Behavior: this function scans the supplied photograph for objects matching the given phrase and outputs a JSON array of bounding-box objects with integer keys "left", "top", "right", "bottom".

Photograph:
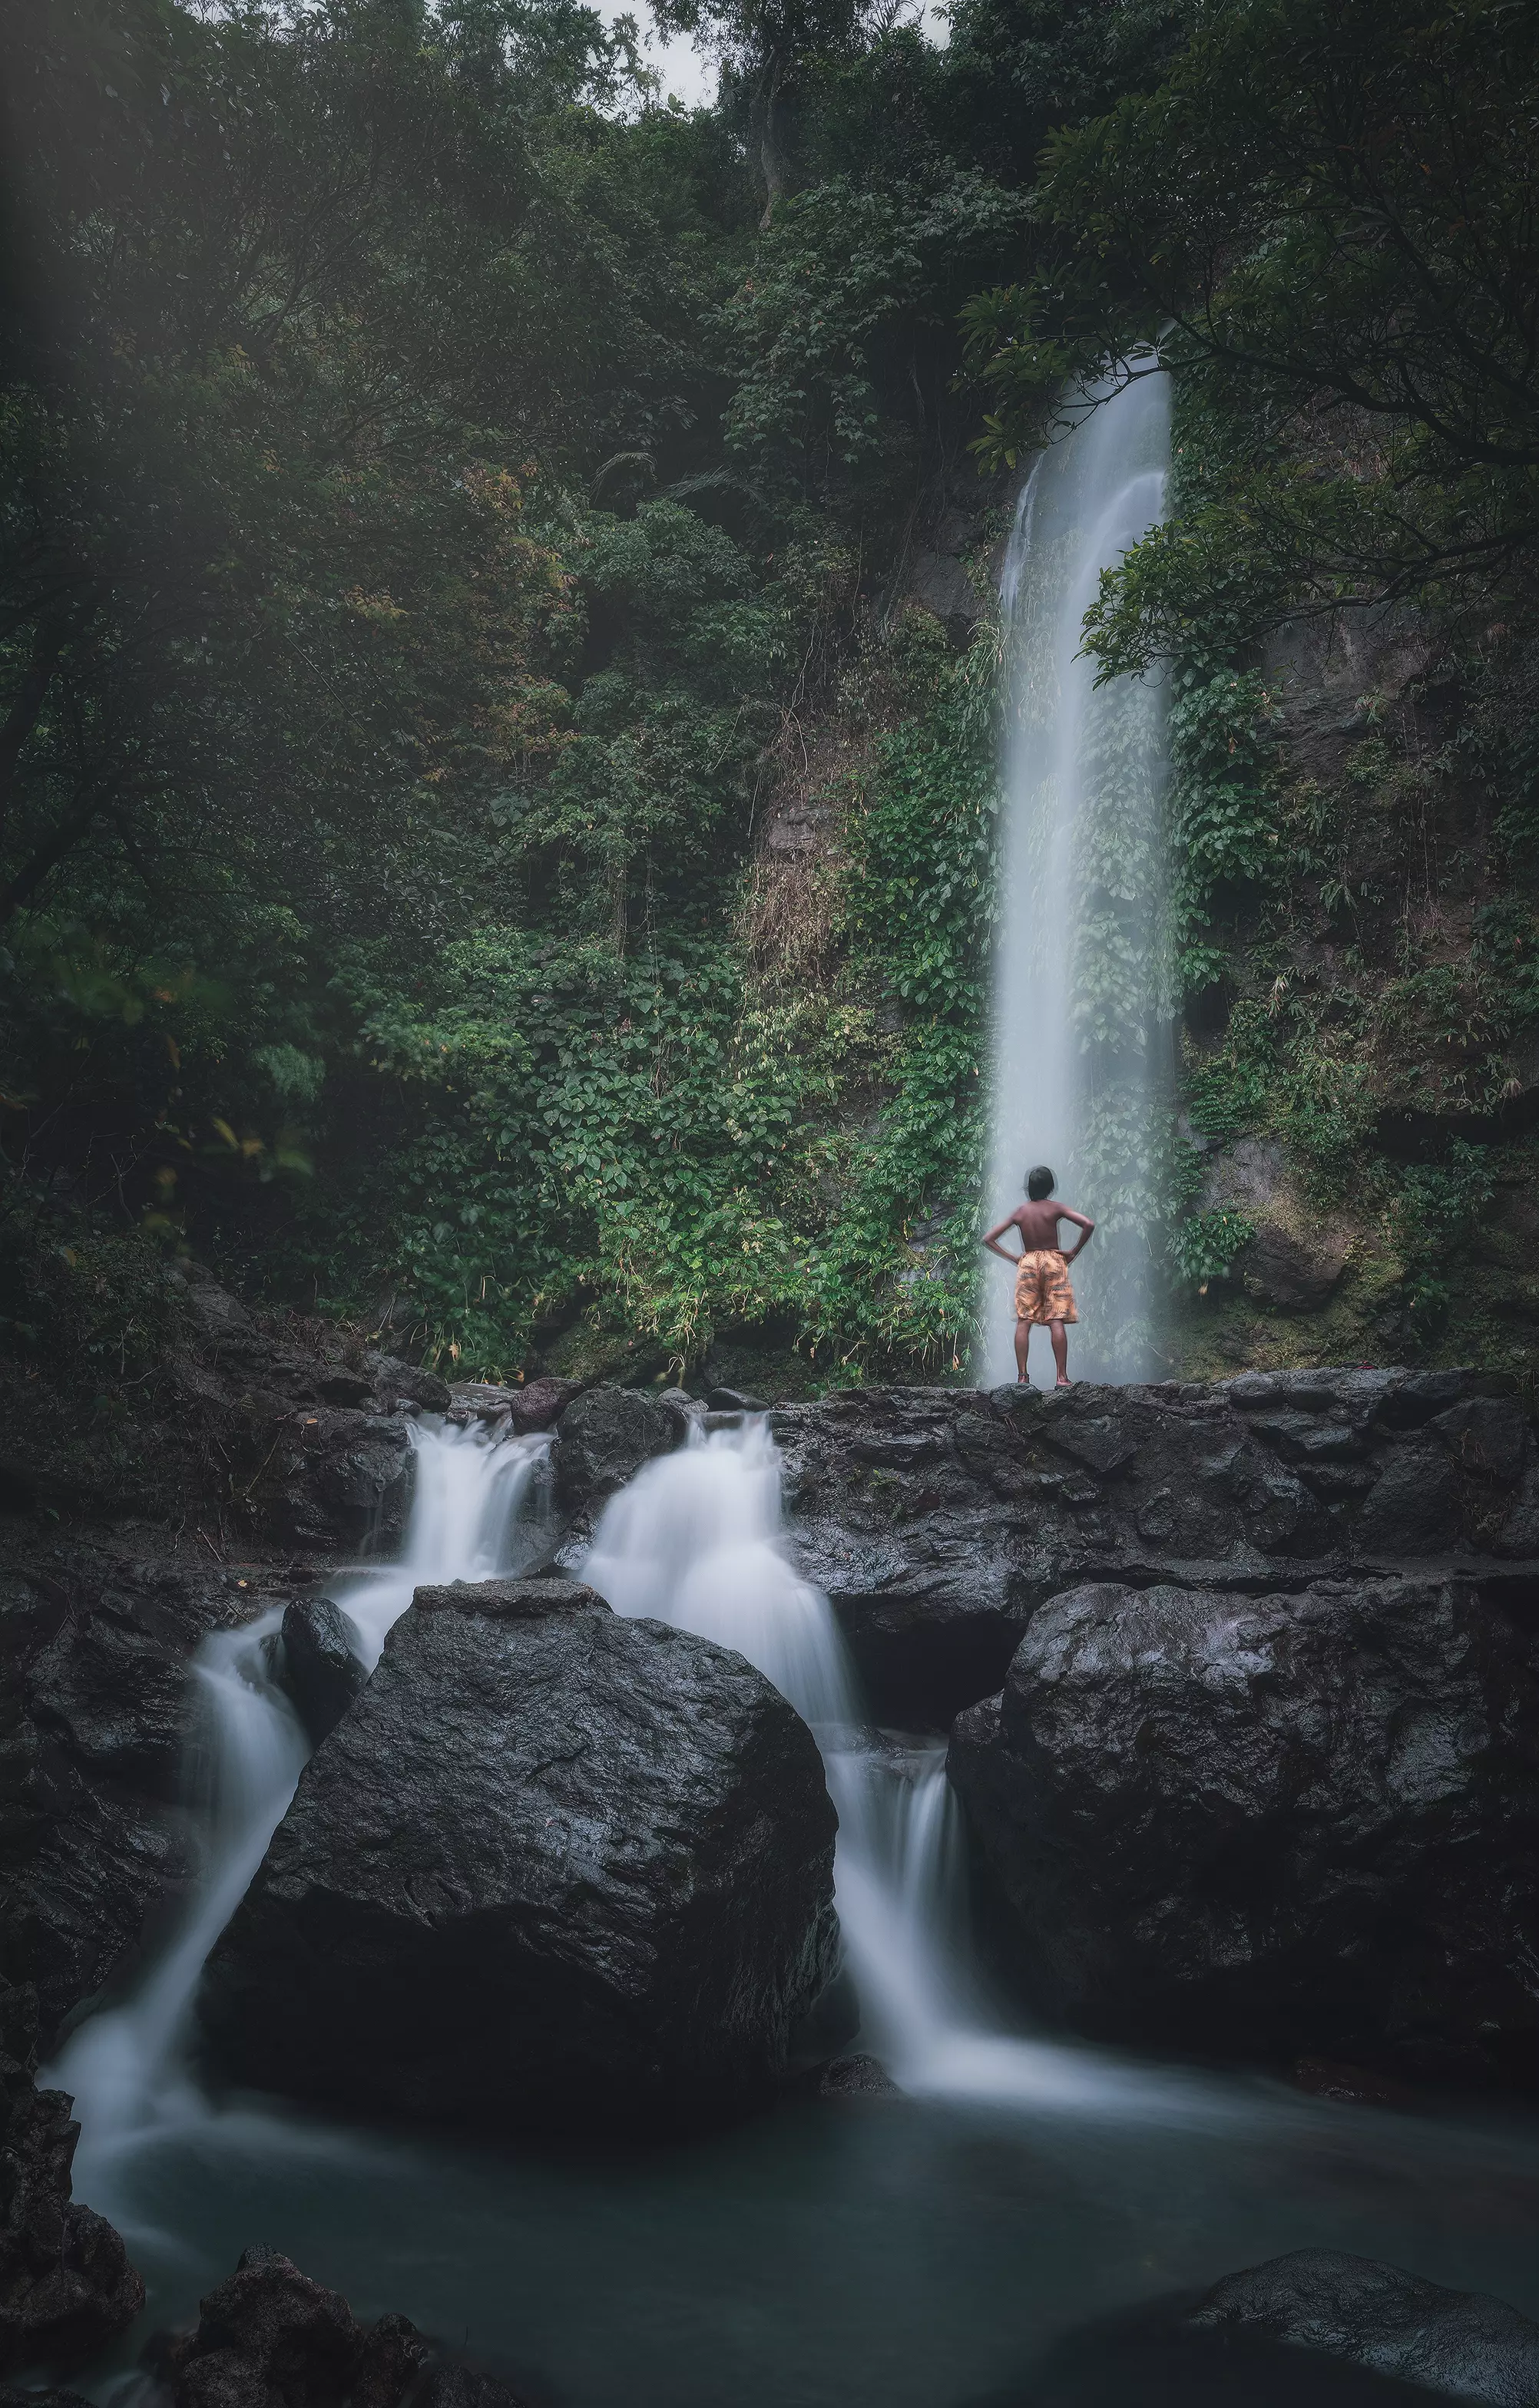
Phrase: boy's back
[{"left": 1009, "top": 1198, "right": 1072, "bottom": 1252}]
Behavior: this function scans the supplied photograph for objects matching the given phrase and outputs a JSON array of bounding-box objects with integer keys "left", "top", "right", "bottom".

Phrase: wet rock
[
  {"left": 448, "top": 1377, "right": 580, "bottom": 1437},
  {"left": 200, "top": 1579, "right": 841, "bottom": 2132},
  {"left": 0, "top": 1978, "right": 143, "bottom": 2372},
  {"left": 506, "top": 1378, "right": 581, "bottom": 1435},
  {"left": 0, "top": 1263, "right": 445, "bottom": 1544},
  {"left": 549, "top": 1387, "right": 680, "bottom": 1523},
  {"left": 0, "top": 2390, "right": 96, "bottom": 2408},
  {"left": 706, "top": 1388, "right": 769, "bottom": 1414},
  {"left": 408, "top": 1576, "right": 593, "bottom": 1621},
  {"left": 1289, "top": 2058, "right": 1417, "bottom": 2109},
  {"left": 266, "top": 1413, "right": 414, "bottom": 1556},
  {"left": 818, "top": 2052, "right": 898, "bottom": 2098},
  {"left": 276, "top": 1599, "right": 366, "bottom": 1747},
  {"left": 162, "top": 2246, "right": 430, "bottom": 2408},
  {"left": 353, "top": 2315, "right": 433, "bottom": 2408},
  {"left": 370, "top": 1358, "right": 452, "bottom": 1414},
  {"left": 948, "top": 1575, "right": 1539, "bottom": 2084},
  {"left": 419, "top": 2373, "right": 531, "bottom": 2408},
  {"left": 769, "top": 1370, "right": 1537, "bottom": 1725},
  {"left": 447, "top": 1382, "right": 517, "bottom": 1423},
  {"left": 1189, "top": 2249, "right": 1539, "bottom": 2403},
  {"left": 0, "top": 1559, "right": 250, "bottom": 2045},
  {"left": 452, "top": 1377, "right": 582, "bottom": 1425},
  {"left": 997, "top": 2288, "right": 1451, "bottom": 2406}
]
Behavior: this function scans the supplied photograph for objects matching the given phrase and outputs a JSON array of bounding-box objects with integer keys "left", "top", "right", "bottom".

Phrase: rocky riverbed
[{"left": 6, "top": 1300, "right": 1539, "bottom": 2390}]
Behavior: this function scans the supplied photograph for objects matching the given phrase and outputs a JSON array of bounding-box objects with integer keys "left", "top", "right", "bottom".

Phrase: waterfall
[
  {"left": 586, "top": 1416, "right": 1214, "bottom": 2117},
  {"left": 55, "top": 1404, "right": 1234, "bottom": 2201},
  {"left": 47, "top": 1420, "right": 548, "bottom": 2194},
  {"left": 981, "top": 369, "right": 1173, "bottom": 1388},
  {"left": 585, "top": 1417, "right": 971, "bottom": 2069}
]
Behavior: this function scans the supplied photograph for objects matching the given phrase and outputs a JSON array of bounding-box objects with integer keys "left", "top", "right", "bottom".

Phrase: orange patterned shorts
[{"left": 1014, "top": 1249, "right": 1077, "bottom": 1325}]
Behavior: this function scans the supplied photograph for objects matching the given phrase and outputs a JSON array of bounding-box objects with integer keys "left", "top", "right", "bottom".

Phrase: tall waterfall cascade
[{"left": 981, "top": 369, "right": 1174, "bottom": 1387}]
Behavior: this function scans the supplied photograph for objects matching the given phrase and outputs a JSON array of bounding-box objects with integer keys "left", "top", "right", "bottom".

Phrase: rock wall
[
  {"left": 0, "top": 1979, "right": 142, "bottom": 2373},
  {"left": 766, "top": 1368, "right": 1539, "bottom": 1722},
  {"left": 0, "top": 1268, "right": 449, "bottom": 1547}
]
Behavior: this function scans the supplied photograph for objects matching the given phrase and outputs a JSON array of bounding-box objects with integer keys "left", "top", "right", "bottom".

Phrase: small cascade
[
  {"left": 981, "top": 367, "right": 1174, "bottom": 1387},
  {"left": 587, "top": 1415, "right": 1179, "bottom": 2109},
  {"left": 47, "top": 1616, "right": 309, "bottom": 2190},
  {"left": 48, "top": 1418, "right": 548, "bottom": 2196},
  {"left": 584, "top": 1421, "right": 858, "bottom": 1731},
  {"left": 586, "top": 1417, "right": 971, "bottom": 2069},
  {"left": 340, "top": 1417, "right": 552, "bottom": 1668}
]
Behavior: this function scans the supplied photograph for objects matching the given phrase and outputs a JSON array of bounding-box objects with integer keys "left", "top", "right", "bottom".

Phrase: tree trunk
[
  {"left": 756, "top": 52, "right": 787, "bottom": 231},
  {"left": 0, "top": 615, "right": 72, "bottom": 852}
]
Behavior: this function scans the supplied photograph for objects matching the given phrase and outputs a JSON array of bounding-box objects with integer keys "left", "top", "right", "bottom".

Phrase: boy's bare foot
[{"left": 1056, "top": 1375, "right": 1072, "bottom": 1388}]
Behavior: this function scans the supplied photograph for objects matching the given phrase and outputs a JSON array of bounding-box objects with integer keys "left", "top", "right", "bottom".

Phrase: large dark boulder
[
  {"left": 771, "top": 1370, "right": 1539, "bottom": 1724},
  {"left": 157, "top": 2245, "right": 529, "bottom": 2408},
  {"left": 199, "top": 1577, "right": 841, "bottom": 2131},
  {"left": 0, "top": 1557, "right": 261, "bottom": 2045},
  {"left": 1189, "top": 2250, "right": 1539, "bottom": 2404},
  {"left": 262, "top": 1413, "right": 415, "bottom": 1556},
  {"left": 948, "top": 1574, "right": 1539, "bottom": 2083},
  {"left": 275, "top": 1599, "right": 366, "bottom": 1747},
  {"left": 0, "top": 1979, "right": 142, "bottom": 2372},
  {"left": 548, "top": 1386, "right": 683, "bottom": 1526},
  {"left": 544, "top": 1387, "right": 688, "bottom": 1531},
  {"left": 166, "top": 2246, "right": 372, "bottom": 2408}
]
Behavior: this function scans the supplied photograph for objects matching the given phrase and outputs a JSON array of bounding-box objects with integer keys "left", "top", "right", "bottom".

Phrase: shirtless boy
[{"left": 981, "top": 1166, "right": 1095, "bottom": 1388}]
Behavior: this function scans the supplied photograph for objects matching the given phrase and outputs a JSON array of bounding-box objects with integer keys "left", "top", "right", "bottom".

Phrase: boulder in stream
[
  {"left": 155, "top": 2244, "right": 533, "bottom": 2408},
  {"left": 275, "top": 1598, "right": 366, "bottom": 1746},
  {"left": 548, "top": 1387, "right": 683, "bottom": 1524},
  {"left": 948, "top": 1573, "right": 1539, "bottom": 2083},
  {"left": 1189, "top": 2249, "right": 1539, "bottom": 2403},
  {"left": 199, "top": 1577, "right": 841, "bottom": 2131}
]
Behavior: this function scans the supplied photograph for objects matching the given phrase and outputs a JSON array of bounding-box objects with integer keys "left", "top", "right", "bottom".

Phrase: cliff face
[{"left": 1167, "top": 602, "right": 1539, "bottom": 1382}]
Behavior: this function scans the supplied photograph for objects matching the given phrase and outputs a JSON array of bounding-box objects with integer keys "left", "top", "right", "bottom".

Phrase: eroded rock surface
[
  {"left": 766, "top": 1369, "right": 1538, "bottom": 1721},
  {"left": 0, "top": 1980, "right": 142, "bottom": 2373},
  {"left": 199, "top": 1578, "right": 840, "bottom": 2130},
  {"left": 156, "top": 2244, "right": 531, "bottom": 2408},
  {"left": 948, "top": 1573, "right": 1539, "bottom": 2082},
  {"left": 1190, "top": 2249, "right": 1539, "bottom": 2404}
]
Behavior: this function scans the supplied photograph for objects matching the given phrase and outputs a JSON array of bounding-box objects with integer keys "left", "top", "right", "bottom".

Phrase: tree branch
[
  {"left": 0, "top": 615, "right": 73, "bottom": 850},
  {"left": 0, "top": 770, "right": 130, "bottom": 926}
]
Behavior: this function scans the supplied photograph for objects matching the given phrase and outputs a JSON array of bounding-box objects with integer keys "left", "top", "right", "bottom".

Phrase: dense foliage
[
  {"left": 5, "top": 0, "right": 1539, "bottom": 1391},
  {"left": 0, "top": 0, "right": 1024, "bottom": 1383}
]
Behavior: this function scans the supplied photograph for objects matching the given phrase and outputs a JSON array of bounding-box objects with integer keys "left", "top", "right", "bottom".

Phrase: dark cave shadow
[{"left": 957, "top": 2293, "right": 1458, "bottom": 2408}]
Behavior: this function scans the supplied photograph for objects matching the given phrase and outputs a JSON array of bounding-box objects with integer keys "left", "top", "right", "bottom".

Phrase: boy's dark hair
[{"left": 1025, "top": 1165, "right": 1055, "bottom": 1201}]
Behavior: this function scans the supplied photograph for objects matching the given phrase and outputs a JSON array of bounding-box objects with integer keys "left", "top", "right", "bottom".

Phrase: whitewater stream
[{"left": 43, "top": 1412, "right": 1539, "bottom": 2407}]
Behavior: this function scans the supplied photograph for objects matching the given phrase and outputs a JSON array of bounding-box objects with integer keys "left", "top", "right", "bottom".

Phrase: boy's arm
[
  {"left": 1058, "top": 1207, "right": 1095, "bottom": 1261},
  {"left": 981, "top": 1211, "right": 1023, "bottom": 1263}
]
